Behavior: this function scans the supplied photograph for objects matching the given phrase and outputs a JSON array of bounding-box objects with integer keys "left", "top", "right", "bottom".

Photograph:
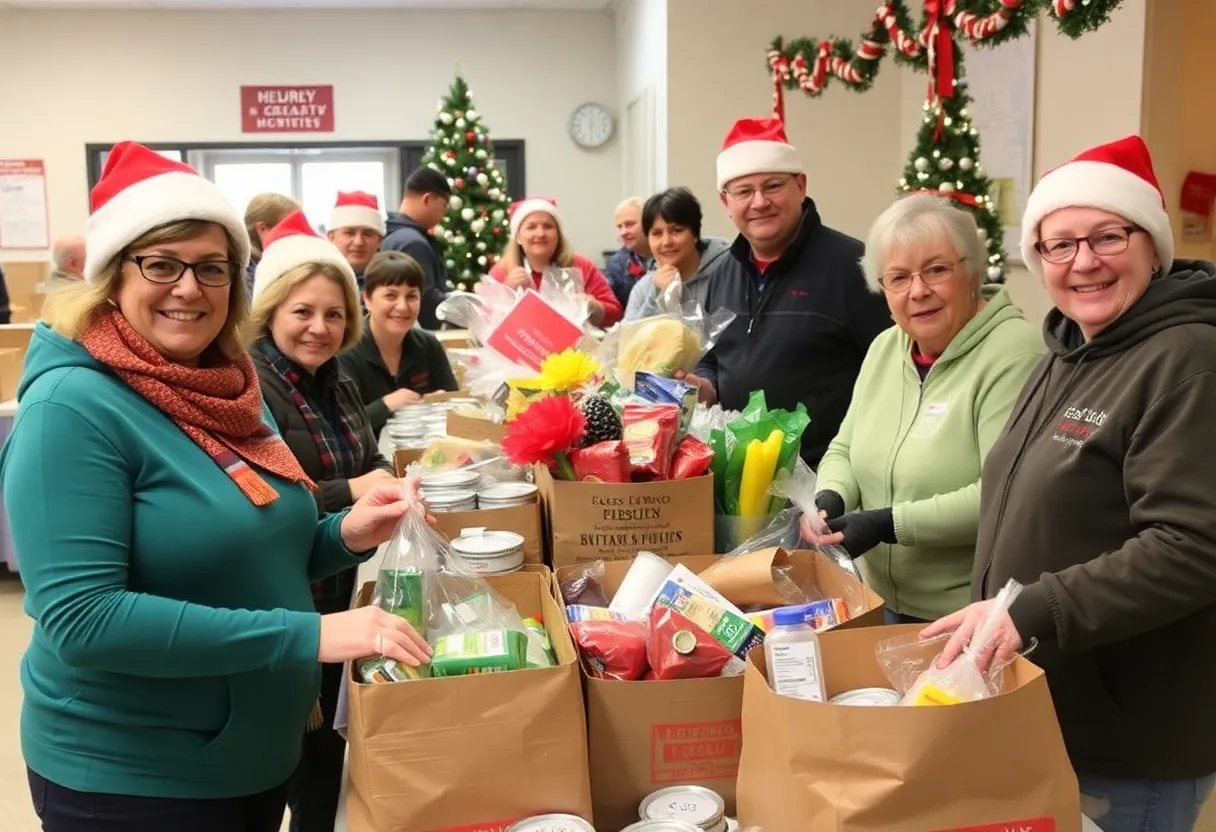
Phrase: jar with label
[{"left": 764, "top": 604, "right": 826, "bottom": 702}]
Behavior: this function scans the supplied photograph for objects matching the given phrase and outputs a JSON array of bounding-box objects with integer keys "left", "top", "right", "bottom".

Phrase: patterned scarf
[
  {"left": 256, "top": 339, "right": 364, "bottom": 480},
  {"left": 80, "top": 307, "right": 314, "bottom": 505}
]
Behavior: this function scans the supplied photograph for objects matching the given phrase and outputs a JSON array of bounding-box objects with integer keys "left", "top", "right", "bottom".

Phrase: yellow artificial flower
[{"left": 537, "top": 349, "right": 601, "bottom": 393}]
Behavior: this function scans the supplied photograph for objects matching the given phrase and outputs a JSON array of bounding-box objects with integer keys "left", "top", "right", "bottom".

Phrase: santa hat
[
  {"left": 251, "top": 210, "right": 357, "bottom": 303},
  {"left": 1021, "top": 135, "right": 1173, "bottom": 276},
  {"left": 84, "top": 141, "right": 249, "bottom": 283},
  {"left": 716, "top": 117, "right": 805, "bottom": 191},
  {"left": 509, "top": 197, "right": 560, "bottom": 240},
  {"left": 328, "top": 191, "right": 385, "bottom": 234}
]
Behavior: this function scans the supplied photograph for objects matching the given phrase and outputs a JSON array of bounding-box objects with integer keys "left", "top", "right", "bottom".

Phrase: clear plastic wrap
[
  {"left": 876, "top": 579, "right": 1024, "bottom": 706},
  {"left": 770, "top": 457, "right": 862, "bottom": 583},
  {"left": 557, "top": 560, "right": 610, "bottom": 608},
  {"left": 689, "top": 402, "right": 740, "bottom": 445}
]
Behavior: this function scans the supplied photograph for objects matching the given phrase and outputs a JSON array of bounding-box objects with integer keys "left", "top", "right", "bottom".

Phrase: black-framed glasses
[
  {"left": 125, "top": 255, "right": 235, "bottom": 287},
  {"left": 1034, "top": 226, "right": 1142, "bottom": 264},
  {"left": 879, "top": 258, "right": 965, "bottom": 293},
  {"left": 722, "top": 175, "right": 796, "bottom": 204}
]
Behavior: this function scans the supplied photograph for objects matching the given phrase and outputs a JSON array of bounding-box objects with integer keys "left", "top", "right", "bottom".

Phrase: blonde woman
[
  {"left": 487, "top": 197, "right": 623, "bottom": 326},
  {"left": 244, "top": 192, "right": 302, "bottom": 293},
  {"left": 248, "top": 210, "right": 394, "bottom": 832},
  {"left": 4, "top": 143, "right": 427, "bottom": 830}
]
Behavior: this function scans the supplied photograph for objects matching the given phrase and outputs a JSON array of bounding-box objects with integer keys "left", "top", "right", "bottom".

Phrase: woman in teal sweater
[
  {"left": 2, "top": 143, "right": 429, "bottom": 831},
  {"left": 804, "top": 194, "right": 1043, "bottom": 623}
]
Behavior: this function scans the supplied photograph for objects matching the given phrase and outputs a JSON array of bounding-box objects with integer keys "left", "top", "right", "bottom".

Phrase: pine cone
[{"left": 578, "top": 395, "right": 623, "bottom": 447}]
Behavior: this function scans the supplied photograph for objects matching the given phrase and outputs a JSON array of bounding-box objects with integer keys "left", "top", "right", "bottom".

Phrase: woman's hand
[
  {"left": 919, "top": 600, "right": 1024, "bottom": 672},
  {"left": 652, "top": 264, "right": 681, "bottom": 292},
  {"left": 318, "top": 605, "right": 431, "bottom": 666},
  {"left": 340, "top": 481, "right": 412, "bottom": 553},
  {"left": 586, "top": 296, "right": 605, "bottom": 326},
  {"left": 504, "top": 267, "right": 533, "bottom": 290},
  {"left": 383, "top": 388, "right": 422, "bottom": 412},
  {"left": 348, "top": 469, "right": 396, "bottom": 502}
]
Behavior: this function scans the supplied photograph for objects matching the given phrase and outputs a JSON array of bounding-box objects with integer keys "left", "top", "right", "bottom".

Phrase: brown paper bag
[
  {"left": 537, "top": 465, "right": 714, "bottom": 568},
  {"left": 345, "top": 572, "right": 592, "bottom": 832},
  {"left": 562, "top": 552, "right": 886, "bottom": 831},
  {"left": 697, "top": 547, "right": 791, "bottom": 607},
  {"left": 738, "top": 624, "right": 1080, "bottom": 832}
]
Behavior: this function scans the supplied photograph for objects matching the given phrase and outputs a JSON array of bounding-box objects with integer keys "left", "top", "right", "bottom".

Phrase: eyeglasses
[
  {"left": 125, "top": 255, "right": 235, "bottom": 287},
  {"left": 722, "top": 175, "right": 796, "bottom": 204},
  {"left": 1034, "top": 226, "right": 1142, "bottom": 264},
  {"left": 879, "top": 259, "right": 965, "bottom": 293}
]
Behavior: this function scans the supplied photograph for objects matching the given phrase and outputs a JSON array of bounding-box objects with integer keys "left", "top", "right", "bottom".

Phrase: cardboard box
[
  {"left": 0, "top": 348, "right": 21, "bottom": 401},
  {"left": 346, "top": 571, "right": 592, "bottom": 832},
  {"left": 392, "top": 448, "right": 425, "bottom": 475},
  {"left": 447, "top": 411, "right": 506, "bottom": 444},
  {"left": 537, "top": 466, "right": 714, "bottom": 569},
  {"left": 561, "top": 550, "right": 885, "bottom": 830},
  {"left": 0, "top": 324, "right": 35, "bottom": 365},
  {"left": 433, "top": 503, "right": 545, "bottom": 566},
  {"left": 0, "top": 261, "right": 48, "bottom": 315}
]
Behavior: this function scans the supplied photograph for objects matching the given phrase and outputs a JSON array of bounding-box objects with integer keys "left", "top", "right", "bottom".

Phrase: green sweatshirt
[
  {"left": 1, "top": 324, "right": 368, "bottom": 799},
  {"left": 815, "top": 286, "right": 1042, "bottom": 619}
]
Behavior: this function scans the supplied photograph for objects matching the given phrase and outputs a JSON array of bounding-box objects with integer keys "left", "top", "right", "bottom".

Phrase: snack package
[
  {"left": 652, "top": 565, "right": 765, "bottom": 675},
  {"left": 634, "top": 371, "right": 698, "bottom": 436},
  {"left": 647, "top": 605, "right": 734, "bottom": 680},
  {"left": 570, "top": 441, "right": 631, "bottom": 483},
  {"left": 430, "top": 629, "right": 530, "bottom": 677},
  {"left": 876, "top": 579, "right": 1024, "bottom": 706},
  {"left": 670, "top": 435, "right": 714, "bottom": 480},
  {"left": 558, "top": 561, "right": 610, "bottom": 608},
  {"left": 622, "top": 403, "right": 682, "bottom": 481},
  {"left": 570, "top": 619, "right": 649, "bottom": 681},
  {"left": 358, "top": 655, "right": 424, "bottom": 684},
  {"left": 566, "top": 604, "right": 630, "bottom": 623}
]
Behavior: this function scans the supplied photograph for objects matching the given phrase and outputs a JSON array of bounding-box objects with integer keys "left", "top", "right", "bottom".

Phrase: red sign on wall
[{"left": 240, "top": 85, "right": 334, "bottom": 133}]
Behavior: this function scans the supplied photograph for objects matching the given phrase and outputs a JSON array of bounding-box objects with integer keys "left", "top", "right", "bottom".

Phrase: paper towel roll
[{"left": 608, "top": 551, "right": 674, "bottom": 620}]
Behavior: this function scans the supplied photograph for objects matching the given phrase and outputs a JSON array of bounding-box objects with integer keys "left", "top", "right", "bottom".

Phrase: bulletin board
[
  {"left": 964, "top": 20, "right": 1037, "bottom": 262},
  {"left": 0, "top": 159, "right": 50, "bottom": 250}
]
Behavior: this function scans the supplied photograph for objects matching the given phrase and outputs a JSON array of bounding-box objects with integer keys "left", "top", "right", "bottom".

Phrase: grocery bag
[{"left": 737, "top": 623, "right": 1080, "bottom": 832}]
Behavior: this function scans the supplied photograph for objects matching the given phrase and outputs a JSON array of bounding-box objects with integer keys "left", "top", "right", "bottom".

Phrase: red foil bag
[
  {"left": 570, "top": 620, "right": 649, "bottom": 681},
  {"left": 670, "top": 435, "right": 714, "bottom": 480},
  {"left": 621, "top": 403, "right": 681, "bottom": 481},
  {"left": 569, "top": 441, "right": 631, "bottom": 483}
]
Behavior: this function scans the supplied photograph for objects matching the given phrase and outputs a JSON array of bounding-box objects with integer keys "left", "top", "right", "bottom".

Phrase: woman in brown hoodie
[{"left": 924, "top": 136, "right": 1216, "bottom": 832}]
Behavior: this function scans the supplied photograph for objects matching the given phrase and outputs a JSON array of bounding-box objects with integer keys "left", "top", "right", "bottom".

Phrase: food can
[
  {"left": 423, "top": 488, "right": 478, "bottom": 513},
  {"left": 450, "top": 528, "right": 526, "bottom": 574},
  {"left": 421, "top": 468, "right": 481, "bottom": 492},
  {"left": 829, "top": 686, "right": 902, "bottom": 707},
  {"left": 505, "top": 814, "right": 595, "bottom": 832},
  {"left": 639, "top": 786, "right": 727, "bottom": 832},
  {"left": 477, "top": 481, "right": 539, "bottom": 508},
  {"left": 622, "top": 821, "right": 704, "bottom": 832}
]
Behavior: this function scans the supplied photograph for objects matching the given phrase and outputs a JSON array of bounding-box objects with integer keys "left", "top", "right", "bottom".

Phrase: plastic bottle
[{"left": 764, "top": 605, "right": 827, "bottom": 702}]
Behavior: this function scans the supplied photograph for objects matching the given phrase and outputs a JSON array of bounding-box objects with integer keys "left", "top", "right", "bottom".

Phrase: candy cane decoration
[
  {"left": 1053, "top": 0, "right": 1078, "bottom": 14},
  {"left": 956, "top": 0, "right": 1022, "bottom": 40}
]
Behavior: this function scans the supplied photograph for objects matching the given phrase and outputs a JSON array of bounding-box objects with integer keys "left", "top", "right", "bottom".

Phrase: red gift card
[
  {"left": 933, "top": 820, "right": 1056, "bottom": 832},
  {"left": 485, "top": 289, "right": 583, "bottom": 371}
]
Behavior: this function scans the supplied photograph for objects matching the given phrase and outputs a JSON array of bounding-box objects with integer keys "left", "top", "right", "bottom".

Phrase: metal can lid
[
  {"left": 451, "top": 528, "right": 525, "bottom": 557},
  {"left": 671, "top": 630, "right": 697, "bottom": 655},
  {"left": 421, "top": 469, "right": 480, "bottom": 490},
  {"left": 477, "top": 482, "right": 539, "bottom": 502},
  {"left": 622, "top": 821, "right": 704, "bottom": 832},
  {"left": 505, "top": 814, "right": 596, "bottom": 832},
  {"left": 829, "top": 687, "right": 902, "bottom": 707},
  {"left": 640, "top": 786, "right": 726, "bottom": 827},
  {"left": 423, "top": 488, "right": 478, "bottom": 506}
]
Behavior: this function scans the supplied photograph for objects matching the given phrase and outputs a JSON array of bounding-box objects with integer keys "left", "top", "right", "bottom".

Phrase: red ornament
[
  {"left": 492, "top": 227, "right": 502, "bottom": 235},
  {"left": 502, "top": 395, "right": 586, "bottom": 480},
  {"left": 454, "top": 178, "right": 465, "bottom": 189},
  {"left": 466, "top": 131, "right": 476, "bottom": 144}
]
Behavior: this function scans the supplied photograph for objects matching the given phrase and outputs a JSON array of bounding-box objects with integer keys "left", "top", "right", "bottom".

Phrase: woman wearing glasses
[
  {"left": 3, "top": 143, "right": 429, "bottom": 831},
  {"left": 921, "top": 136, "right": 1216, "bottom": 832},
  {"left": 803, "top": 192, "right": 1041, "bottom": 625}
]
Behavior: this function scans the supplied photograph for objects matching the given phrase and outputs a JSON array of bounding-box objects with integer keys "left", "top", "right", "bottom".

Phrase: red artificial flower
[{"left": 502, "top": 395, "right": 586, "bottom": 480}]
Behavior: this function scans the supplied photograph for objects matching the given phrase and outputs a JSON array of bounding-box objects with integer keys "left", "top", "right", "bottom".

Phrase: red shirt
[{"left": 488, "top": 254, "right": 624, "bottom": 327}]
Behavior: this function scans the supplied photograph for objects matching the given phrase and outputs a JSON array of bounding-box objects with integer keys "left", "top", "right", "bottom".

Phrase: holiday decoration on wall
[
  {"left": 421, "top": 75, "right": 512, "bottom": 292},
  {"left": 765, "top": 0, "right": 1125, "bottom": 282}
]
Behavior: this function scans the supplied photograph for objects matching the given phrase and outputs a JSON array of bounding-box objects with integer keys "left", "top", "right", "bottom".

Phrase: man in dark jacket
[
  {"left": 381, "top": 167, "right": 452, "bottom": 330},
  {"left": 689, "top": 117, "right": 891, "bottom": 467}
]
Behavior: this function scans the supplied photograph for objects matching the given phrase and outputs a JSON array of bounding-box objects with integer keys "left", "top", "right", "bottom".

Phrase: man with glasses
[{"left": 686, "top": 116, "right": 892, "bottom": 467}]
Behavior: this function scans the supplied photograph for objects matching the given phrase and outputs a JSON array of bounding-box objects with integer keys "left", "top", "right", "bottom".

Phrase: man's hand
[{"left": 674, "top": 370, "right": 717, "bottom": 405}]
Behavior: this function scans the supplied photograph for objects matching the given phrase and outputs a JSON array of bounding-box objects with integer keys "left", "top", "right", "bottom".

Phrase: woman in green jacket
[
  {"left": 804, "top": 193, "right": 1042, "bottom": 623},
  {"left": 3, "top": 142, "right": 429, "bottom": 831}
]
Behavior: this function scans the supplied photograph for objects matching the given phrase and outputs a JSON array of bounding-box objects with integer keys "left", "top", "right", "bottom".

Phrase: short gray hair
[
  {"left": 615, "top": 197, "right": 644, "bottom": 216},
  {"left": 861, "top": 193, "right": 986, "bottom": 294},
  {"left": 52, "top": 235, "right": 85, "bottom": 269}
]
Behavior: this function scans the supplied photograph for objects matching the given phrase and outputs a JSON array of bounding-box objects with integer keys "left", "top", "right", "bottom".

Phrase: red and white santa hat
[
  {"left": 328, "top": 190, "right": 385, "bottom": 235},
  {"left": 251, "top": 210, "right": 357, "bottom": 303},
  {"left": 509, "top": 197, "right": 560, "bottom": 240},
  {"left": 1021, "top": 135, "right": 1173, "bottom": 276},
  {"left": 716, "top": 117, "right": 805, "bottom": 192},
  {"left": 84, "top": 142, "right": 250, "bottom": 283}
]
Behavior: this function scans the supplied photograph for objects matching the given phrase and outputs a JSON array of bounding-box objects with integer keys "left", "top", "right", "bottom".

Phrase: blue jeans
[
  {"left": 1079, "top": 772, "right": 1216, "bottom": 832},
  {"left": 884, "top": 607, "right": 931, "bottom": 625}
]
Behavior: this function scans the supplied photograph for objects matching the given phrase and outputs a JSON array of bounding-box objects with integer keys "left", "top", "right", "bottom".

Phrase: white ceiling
[{"left": 0, "top": 0, "right": 612, "bottom": 9}]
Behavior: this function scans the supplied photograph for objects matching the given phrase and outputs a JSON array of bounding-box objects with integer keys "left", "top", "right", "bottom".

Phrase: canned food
[
  {"left": 421, "top": 468, "right": 481, "bottom": 492},
  {"left": 477, "top": 481, "right": 539, "bottom": 508},
  {"left": 829, "top": 686, "right": 902, "bottom": 707},
  {"left": 505, "top": 814, "right": 595, "bottom": 832},
  {"left": 423, "top": 488, "right": 478, "bottom": 513},
  {"left": 622, "top": 822, "right": 703, "bottom": 832},
  {"left": 639, "top": 786, "right": 727, "bottom": 832},
  {"left": 450, "top": 528, "right": 526, "bottom": 574}
]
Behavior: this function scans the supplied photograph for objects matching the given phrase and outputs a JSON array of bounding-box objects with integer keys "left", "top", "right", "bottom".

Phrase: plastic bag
[
  {"left": 417, "top": 437, "right": 502, "bottom": 472},
  {"left": 558, "top": 560, "right": 610, "bottom": 608},
  {"left": 689, "top": 402, "right": 739, "bottom": 445},
  {"left": 876, "top": 579, "right": 1024, "bottom": 706},
  {"left": 646, "top": 605, "right": 734, "bottom": 680},
  {"left": 570, "top": 619, "right": 649, "bottom": 680},
  {"left": 769, "top": 457, "right": 861, "bottom": 584},
  {"left": 715, "top": 390, "right": 809, "bottom": 517}
]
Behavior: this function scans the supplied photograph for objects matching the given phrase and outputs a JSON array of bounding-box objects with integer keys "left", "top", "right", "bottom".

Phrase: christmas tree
[
  {"left": 420, "top": 75, "right": 512, "bottom": 292},
  {"left": 897, "top": 75, "right": 1006, "bottom": 283}
]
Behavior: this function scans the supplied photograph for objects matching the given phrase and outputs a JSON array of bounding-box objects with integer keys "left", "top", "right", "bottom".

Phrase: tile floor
[{"left": 0, "top": 571, "right": 1212, "bottom": 832}]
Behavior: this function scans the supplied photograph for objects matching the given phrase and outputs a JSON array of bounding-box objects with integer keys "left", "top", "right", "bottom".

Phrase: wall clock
[{"left": 569, "top": 102, "right": 615, "bottom": 149}]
